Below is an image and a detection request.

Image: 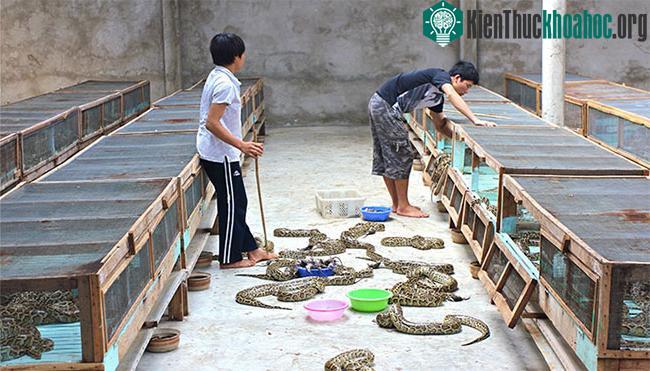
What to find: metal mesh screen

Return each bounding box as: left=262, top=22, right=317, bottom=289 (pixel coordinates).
left=82, top=106, right=102, bottom=138
left=540, top=236, right=596, bottom=332
left=1, top=137, right=18, bottom=187
left=463, top=203, right=476, bottom=230
left=502, top=269, right=526, bottom=309
left=475, top=219, right=486, bottom=246
left=608, top=265, right=650, bottom=351
left=151, top=201, right=180, bottom=270
left=452, top=188, right=462, bottom=213
left=564, top=101, right=583, bottom=133
left=102, top=97, right=122, bottom=129
left=622, top=119, right=649, bottom=163
left=522, top=85, right=537, bottom=112
left=104, top=243, right=152, bottom=340
left=505, top=79, right=522, bottom=106
left=22, top=112, right=79, bottom=170
left=184, top=176, right=203, bottom=220
left=123, top=88, right=146, bottom=118
left=486, top=244, right=508, bottom=284
left=588, top=108, right=620, bottom=148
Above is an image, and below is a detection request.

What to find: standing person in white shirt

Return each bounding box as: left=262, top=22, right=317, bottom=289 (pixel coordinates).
left=197, top=33, right=277, bottom=268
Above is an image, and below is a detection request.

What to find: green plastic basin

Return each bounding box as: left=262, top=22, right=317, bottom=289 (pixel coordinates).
left=346, top=288, right=392, bottom=312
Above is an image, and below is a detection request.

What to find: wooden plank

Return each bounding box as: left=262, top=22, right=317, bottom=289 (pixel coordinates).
left=78, top=275, right=104, bottom=363
left=2, top=363, right=104, bottom=370
left=114, top=328, right=154, bottom=371
left=527, top=317, right=586, bottom=371
left=143, top=269, right=189, bottom=327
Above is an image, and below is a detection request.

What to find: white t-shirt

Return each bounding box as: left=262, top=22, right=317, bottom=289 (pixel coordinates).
left=196, top=66, right=242, bottom=162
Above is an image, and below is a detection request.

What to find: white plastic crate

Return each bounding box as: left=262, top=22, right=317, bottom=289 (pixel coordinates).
left=315, top=189, right=366, bottom=218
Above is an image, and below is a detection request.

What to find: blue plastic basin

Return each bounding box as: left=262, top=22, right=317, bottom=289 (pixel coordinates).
left=361, top=206, right=391, bottom=222
left=296, top=266, right=334, bottom=277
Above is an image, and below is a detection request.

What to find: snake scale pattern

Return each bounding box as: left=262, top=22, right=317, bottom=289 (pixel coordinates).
left=376, top=304, right=490, bottom=346
left=0, top=290, right=80, bottom=361
left=381, top=236, right=444, bottom=250
left=238, top=221, right=491, bottom=357
left=388, top=266, right=466, bottom=307
left=324, top=349, right=375, bottom=371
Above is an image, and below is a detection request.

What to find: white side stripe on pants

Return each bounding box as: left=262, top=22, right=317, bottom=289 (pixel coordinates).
left=223, top=159, right=235, bottom=263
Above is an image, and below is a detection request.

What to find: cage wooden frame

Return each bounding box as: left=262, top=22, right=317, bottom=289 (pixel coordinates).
left=497, top=174, right=650, bottom=369
left=478, top=232, right=539, bottom=328
left=459, top=190, right=496, bottom=264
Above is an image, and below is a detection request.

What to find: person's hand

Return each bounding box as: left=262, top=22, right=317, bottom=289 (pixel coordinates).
left=240, top=141, right=264, bottom=158
left=474, top=119, right=497, bottom=127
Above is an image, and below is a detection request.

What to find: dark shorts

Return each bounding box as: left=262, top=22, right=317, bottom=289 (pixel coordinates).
left=368, top=93, right=414, bottom=179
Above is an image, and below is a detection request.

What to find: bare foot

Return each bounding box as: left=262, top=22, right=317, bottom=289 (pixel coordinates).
left=247, top=248, right=279, bottom=263
left=220, top=259, right=256, bottom=269
left=392, top=204, right=421, bottom=212
left=396, top=205, right=429, bottom=218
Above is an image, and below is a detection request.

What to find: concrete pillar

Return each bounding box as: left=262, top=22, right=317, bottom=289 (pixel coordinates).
left=541, top=0, right=566, bottom=126
left=459, top=0, right=478, bottom=66
left=161, top=0, right=182, bottom=95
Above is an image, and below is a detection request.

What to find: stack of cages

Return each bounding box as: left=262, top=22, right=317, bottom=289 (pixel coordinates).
left=0, top=176, right=182, bottom=369
left=0, top=104, right=80, bottom=189
left=503, top=73, right=597, bottom=115
left=454, top=125, right=646, bottom=266
left=121, top=88, right=214, bottom=268
left=561, top=81, right=650, bottom=136
left=425, top=86, right=510, bottom=208
left=0, top=81, right=151, bottom=194
left=441, top=100, right=548, bottom=251
left=586, top=97, right=650, bottom=168
left=489, top=175, right=650, bottom=371
left=30, top=131, right=200, bottom=369
left=56, top=80, right=151, bottom=138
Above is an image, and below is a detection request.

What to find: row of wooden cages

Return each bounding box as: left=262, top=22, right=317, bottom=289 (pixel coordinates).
left=0, top=81, right=219, bottom=369
left=404, top=86, right=650, bottom=370
left=0, top=74, right=271, bottom=369
left=504, top=73, right=650, bottom=168
left=0, top=81, right=151, bottom=195
left=477, top=175, right=650, bottom=371
left=156, top=77, right=265, bottom=141
left=0, top=156, right=214, bottom=370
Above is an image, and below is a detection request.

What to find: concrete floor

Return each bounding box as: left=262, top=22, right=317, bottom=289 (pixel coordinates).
left=138, top=125, right=549, bottom=371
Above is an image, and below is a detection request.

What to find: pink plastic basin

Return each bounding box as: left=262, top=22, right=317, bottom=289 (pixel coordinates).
left=303, top=299, right=349, bottom=321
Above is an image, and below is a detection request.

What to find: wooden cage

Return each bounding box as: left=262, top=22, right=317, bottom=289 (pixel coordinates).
left=0, top=80, right=220, bottom=368
left=450, top=125, right=647, bottom=263
left=586, top=98, right=650, bottom=168
left=481, top=175, right=650, bottom=371
left=0, top=81, right=151, bottom=194
left=503, top=72, right=598, bottom=115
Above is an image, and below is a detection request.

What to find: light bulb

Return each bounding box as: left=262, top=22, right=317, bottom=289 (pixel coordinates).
left=431, top=8, right=456, bottom=47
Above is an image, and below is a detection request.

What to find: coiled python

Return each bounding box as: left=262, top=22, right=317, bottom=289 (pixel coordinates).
left=0, top=290, right=80, bottom=361
left=388, top=266, right=465, bottom=307
left=376, top=304, right=490, bottom=346
left=324, top=349, right=375, bottom=371
left=381, top=236, right=444, bottom=250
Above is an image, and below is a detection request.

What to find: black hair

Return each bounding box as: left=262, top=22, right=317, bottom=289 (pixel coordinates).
left=210, top=33, right=246, bottom=66
left=449, top=61, right=479, bottom=84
